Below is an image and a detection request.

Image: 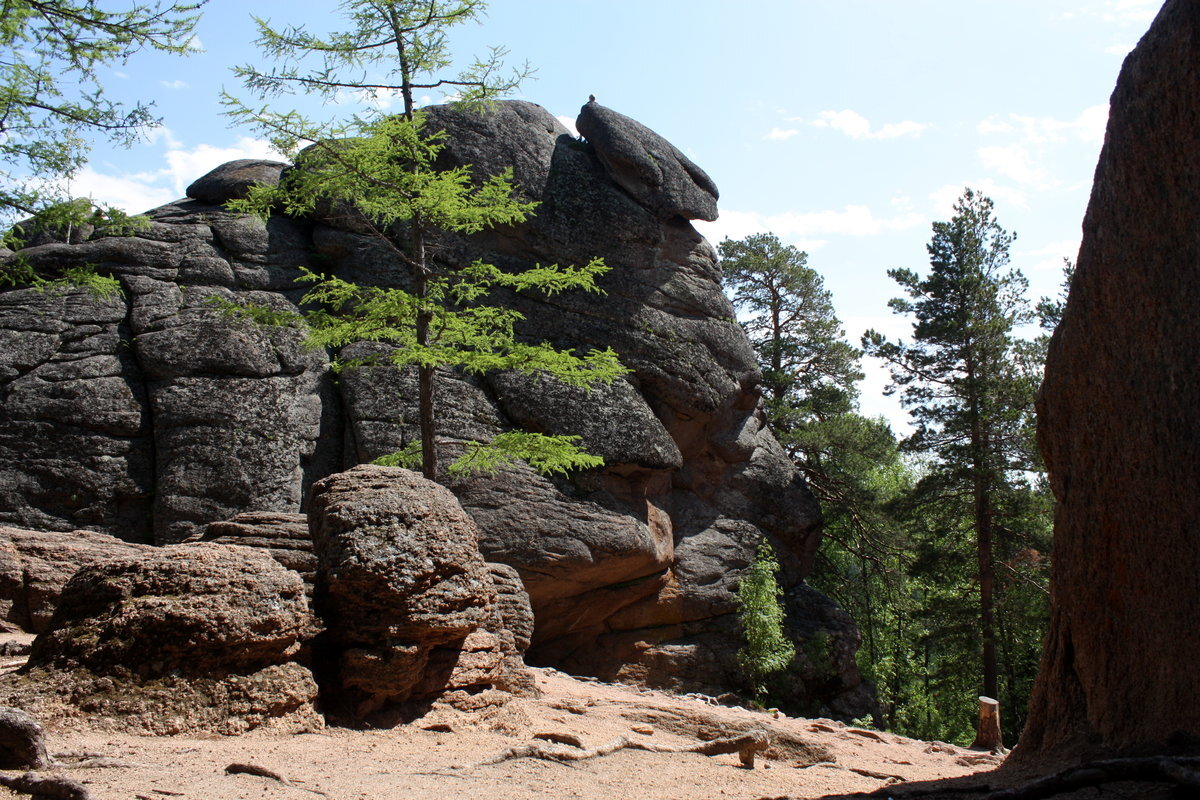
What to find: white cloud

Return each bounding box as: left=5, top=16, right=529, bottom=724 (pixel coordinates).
left=1019, top=239, right=1081, bottom=273
left=764, top=127, right=799, bottom=141
left=978, top=105, right=1108, bottom=147
left=1105, top=42, right=1135, bottom=56
left=65, top=168, right=178, bottom=215
left=66, top=136, right=279, bottom=214
left=978, top=143, right=1048, bottom=187
left=807, top=109, right=929, bottom=140
left=160, top=137, right=279, bottom=195
left=556, top=115, right=579, bottom=137
left=694, top=204, right=923, bottom=248
left=159, top=79, right=189, bottom=90
left=186, top=34, right=204, bottom=51
left=1102, top=0, right=1159, bottom=24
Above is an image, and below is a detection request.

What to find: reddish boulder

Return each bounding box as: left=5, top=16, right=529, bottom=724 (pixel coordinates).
left=308, top=465, right=533, bottom=720
left=0, top=526, right=149, bottom=633
left=3, top=542, right=320, bottom=734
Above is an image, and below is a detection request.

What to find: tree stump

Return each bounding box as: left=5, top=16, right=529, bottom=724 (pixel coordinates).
left=971, top=696, right=1003, bottom=751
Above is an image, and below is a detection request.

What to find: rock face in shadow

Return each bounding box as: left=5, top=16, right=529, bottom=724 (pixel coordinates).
left=0, top=100, right=868, bottom=717
left=1016, top=0, right=1200, bottom=766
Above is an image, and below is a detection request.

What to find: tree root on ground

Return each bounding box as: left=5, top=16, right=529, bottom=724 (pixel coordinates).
left=0, top=771, right=93, bottom=800
left=846, top=755, right=1200, bottom=799
left=224, top=763, right=329, bottom=796
left=476, top=730, right=770, bottom=769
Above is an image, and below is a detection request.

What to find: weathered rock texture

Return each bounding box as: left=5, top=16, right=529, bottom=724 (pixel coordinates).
left=0, top=526, right=150, bottom=634
left=2, top=543, right=320, bottom=734
left=1016, top=0, right=1200, bottom=766
left=191, top=511, right=317, bottom=592
left=308, top=465, right=532, bottom=721
left=0, top=707, right=49, bottom=769
left=0, top=99, right=867, bottom=716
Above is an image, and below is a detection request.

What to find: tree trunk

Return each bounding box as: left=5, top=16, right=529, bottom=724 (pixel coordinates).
left=971, top=696, right=1002, bottom=752
left=1014, top=0, right=1200, bottom=769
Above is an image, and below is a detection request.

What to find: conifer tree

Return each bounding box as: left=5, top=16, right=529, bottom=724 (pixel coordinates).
left=863, top=188, right=1045, bottom=705
left=0, top=0, right=202, bottom=235
left=223, top=0, right=625, bottom=479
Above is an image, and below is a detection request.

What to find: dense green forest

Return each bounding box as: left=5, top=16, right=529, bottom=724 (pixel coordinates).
left=721, top=199, right=1067, bottom=744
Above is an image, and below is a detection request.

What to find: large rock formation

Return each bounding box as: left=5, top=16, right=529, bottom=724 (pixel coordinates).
left=0, top=526, right=149, bottom=633
left=0, top=100, right=868, bottom=716
left=309, top=465, right=533, bottom=722
left=5, top=543, right=320, bottom=734
left=1016, top=0, right=1200, bottom=766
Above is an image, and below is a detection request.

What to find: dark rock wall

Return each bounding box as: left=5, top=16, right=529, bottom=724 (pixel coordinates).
left=0, top=100, right=869, bottom=717
left=1018, top=0, right=1200, bottom=763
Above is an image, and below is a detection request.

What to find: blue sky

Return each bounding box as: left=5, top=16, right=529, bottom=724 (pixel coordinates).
left=69, top=0, right=1162, bottom=428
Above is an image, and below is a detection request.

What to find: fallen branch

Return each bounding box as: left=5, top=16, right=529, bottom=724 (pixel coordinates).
left=478, top=730, right=770, bottom=769
left=224, top=763, right=329, bottom=797
left=0, top=771, right=93, bottom=800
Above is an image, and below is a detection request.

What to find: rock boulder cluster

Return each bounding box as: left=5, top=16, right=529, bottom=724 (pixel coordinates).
left=0, top=100, right=872, bottom=719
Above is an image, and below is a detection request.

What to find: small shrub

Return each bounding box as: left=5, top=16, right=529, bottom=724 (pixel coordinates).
left=737, top=540, right=796, bottom=699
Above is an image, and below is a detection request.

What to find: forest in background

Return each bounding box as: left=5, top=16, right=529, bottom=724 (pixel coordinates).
left=721, top=204, right=1070, bottom=744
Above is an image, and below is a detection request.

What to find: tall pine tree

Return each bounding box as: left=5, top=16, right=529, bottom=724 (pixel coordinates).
left=863, top=189, right=1047, bottom=724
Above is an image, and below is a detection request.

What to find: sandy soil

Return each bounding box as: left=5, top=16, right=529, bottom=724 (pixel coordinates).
left=0, top=653, right=1005, bottom=800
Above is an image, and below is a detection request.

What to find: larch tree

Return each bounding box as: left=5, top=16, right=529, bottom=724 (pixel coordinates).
left=863, top=189, right=1045, bottom=714
left=223, top=0, right=626, bottom=480
left=0, top=0, right=203, bottom=239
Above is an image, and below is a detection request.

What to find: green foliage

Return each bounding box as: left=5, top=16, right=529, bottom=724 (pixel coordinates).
left=0, top=256, right=122, bottom=299
left=0, top=0, right=202, bottom=226
left=719, top=233, right=862, bottom=416
left=736, top=541, right=796, bottom=699
left=225, top=0, right=620, bottom=479
left=861, top=188, right=1050, bottom=742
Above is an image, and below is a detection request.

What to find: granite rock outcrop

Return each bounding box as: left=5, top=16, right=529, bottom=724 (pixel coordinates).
left=5, top=542, right=320, bottom=734
left=1016, top=0, right=1200, bottom=764
left=0, top=99, right=868, bottom=717
left=308, top=465, right=533, bottom=721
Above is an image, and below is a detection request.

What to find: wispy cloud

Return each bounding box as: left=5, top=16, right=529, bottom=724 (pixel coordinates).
left=977, top=105, right=1108, bottom=146
left=973, top=105, right=1109, bottom=190
left=159, top=79, right=189, bottom=90
left=695, top=204, right=924, bottom=248
left=806, top=109, right=929, bottom=141
left=764, top=127, right=800, bottom=141
left=1101, top=0, right=1159, bottom=24
left=1019, top=239, right=1081, bottom=273
left=69, top=135, right=279, bottom=214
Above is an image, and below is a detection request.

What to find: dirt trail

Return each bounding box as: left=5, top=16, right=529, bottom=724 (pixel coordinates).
left=3, top=665, right=1002, bottom=800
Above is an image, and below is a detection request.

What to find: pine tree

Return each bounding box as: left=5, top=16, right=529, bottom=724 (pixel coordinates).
left=863, top=188, right=1047, bottom=710
left=223, top=0, right=626, bottom=479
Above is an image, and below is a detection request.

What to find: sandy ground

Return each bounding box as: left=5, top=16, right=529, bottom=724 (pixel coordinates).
left=0, top=646, right=1005, bottom=800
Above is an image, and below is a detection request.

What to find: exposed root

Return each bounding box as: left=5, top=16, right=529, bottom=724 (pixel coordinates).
left=224, top=762, right=329, bottom=796
left=0, top=771, right=94, bottom=800
left=476, top=730, right=770, bottom=769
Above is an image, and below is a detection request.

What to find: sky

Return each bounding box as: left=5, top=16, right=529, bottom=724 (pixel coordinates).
left=64, top=0, right=1164, bottom=430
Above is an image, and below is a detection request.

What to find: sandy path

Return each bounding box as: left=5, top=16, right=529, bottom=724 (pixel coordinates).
left=7, top=668, right=1001, bottom=800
